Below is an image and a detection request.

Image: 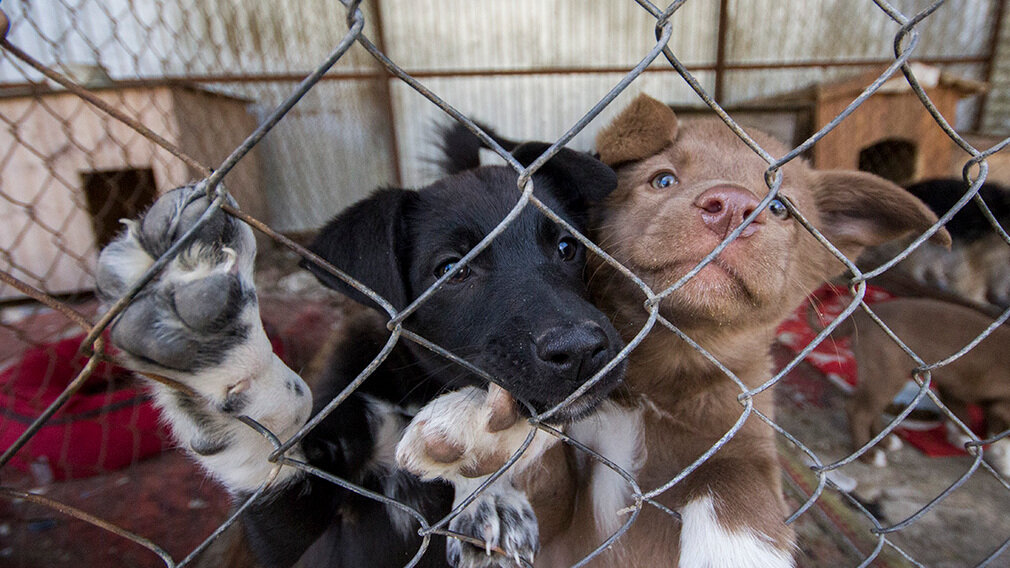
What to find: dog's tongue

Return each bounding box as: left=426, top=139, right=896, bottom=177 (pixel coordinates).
left=486, top=383, right=519, bottom=432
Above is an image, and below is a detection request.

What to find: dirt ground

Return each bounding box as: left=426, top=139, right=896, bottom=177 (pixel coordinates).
left=0, top=450, right=232, bottom=568
left=773, top=345, right=1010, bottom=567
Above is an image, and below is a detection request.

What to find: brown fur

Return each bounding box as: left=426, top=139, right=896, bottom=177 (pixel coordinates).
left=842, top=297, right=1010, bottom=459
left=524, top=94, right=949, bottom=566
left=596, top=95, right=677, bottom=168
left=961, top=235, right=1010, bottom=307
left=869, top=232, right=1010, bottom=308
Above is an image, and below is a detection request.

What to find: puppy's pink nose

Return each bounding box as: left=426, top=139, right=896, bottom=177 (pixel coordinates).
left=693, top=185, right=766, bottom=238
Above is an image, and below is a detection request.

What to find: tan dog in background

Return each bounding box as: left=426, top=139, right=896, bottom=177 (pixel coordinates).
left=841, top=297, right=1010, bottom=476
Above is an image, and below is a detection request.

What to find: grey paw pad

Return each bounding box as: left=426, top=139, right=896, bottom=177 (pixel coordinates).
left=172, top=272, right=245, bottom=331
left=110, top=282, right=250, bottom=373
left=111, top=292, right=196, bottom=371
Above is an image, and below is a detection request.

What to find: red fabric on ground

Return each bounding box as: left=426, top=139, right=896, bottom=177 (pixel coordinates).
left=0, top=335, right=171, bottom=480
left=0, top=332, right=289, bottom=480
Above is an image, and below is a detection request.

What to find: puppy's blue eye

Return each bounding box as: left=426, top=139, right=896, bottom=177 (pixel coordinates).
left=558, top=237, right=578, bottom=261
left=650, top=171, right=679, bottom=190
left=768, top=198, right=790, bottom=220
left=435, top=259, right=471, bottom=282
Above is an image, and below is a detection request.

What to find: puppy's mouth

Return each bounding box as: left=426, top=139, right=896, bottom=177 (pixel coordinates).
left=472, top=318, right=627, bottom=425
left=651, top=258, right=757, bottom=302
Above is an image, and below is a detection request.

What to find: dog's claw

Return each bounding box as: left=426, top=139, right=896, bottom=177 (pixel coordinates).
left=96, top=184, right=312, bottom=492
left=447, top=488, right=538, bottom=568
left=394, top=387, right=544, bottom=567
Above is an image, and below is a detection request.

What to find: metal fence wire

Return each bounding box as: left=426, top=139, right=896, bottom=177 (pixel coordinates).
left=1, top=0, right=1010, bottom=566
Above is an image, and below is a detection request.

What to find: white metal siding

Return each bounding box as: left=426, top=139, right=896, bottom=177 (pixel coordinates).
left=1, top=0, right=1005, bottom=233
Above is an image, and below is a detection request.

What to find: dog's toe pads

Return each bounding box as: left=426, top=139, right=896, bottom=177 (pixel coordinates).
left=97, top=184, right=311, bottom=492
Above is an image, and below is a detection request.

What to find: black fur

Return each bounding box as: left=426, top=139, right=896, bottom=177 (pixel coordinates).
left=904, top=178, right=1010, bottom=243
left=435, top=121, right=519, bottom=176
left=240, top=134, right=625, bottom=567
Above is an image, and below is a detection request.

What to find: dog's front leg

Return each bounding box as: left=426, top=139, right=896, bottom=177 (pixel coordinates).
left=675, top=455, right=796, bottom=568
left=397, top=386, right=556, bottom=567
left=96, top=184, right=313, bottom=493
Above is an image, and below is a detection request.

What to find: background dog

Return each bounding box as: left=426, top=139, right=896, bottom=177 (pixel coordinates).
left=838, top=297, right=1010, bottom=476
left=403, top=94, right=950, bottom=567
left=96, top=141, right=625, bottom=567
left=864, top=178, right=1010, bottom=308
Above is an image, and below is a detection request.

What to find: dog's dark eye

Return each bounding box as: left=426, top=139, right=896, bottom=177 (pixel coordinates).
left=649, top=171, right=679, bottom=190
left=434, top=259, right=471, bottom=282
left=768, top=198, right=790, bottom=220
left=557, top=237, right=578, bottom=261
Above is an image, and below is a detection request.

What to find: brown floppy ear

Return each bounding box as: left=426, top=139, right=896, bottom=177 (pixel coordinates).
left=812, top=170, right=952, bottom=261
left=596, top=94, right=678, bottom=167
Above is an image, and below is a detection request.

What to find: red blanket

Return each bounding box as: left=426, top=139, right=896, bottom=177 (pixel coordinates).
left=0, top=335, right=171, bottom=480
left=0, top=331, right=289, bottom=480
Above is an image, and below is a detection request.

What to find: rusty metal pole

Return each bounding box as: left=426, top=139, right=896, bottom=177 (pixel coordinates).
left=714, top=0, right=730, bottom=105
left=369, top=0, right=405, bottom=186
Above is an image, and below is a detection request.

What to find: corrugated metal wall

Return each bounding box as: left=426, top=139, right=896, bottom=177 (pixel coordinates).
left=984, top=0, right=1010, bottom=132
left=1, top=0, right=1005, bottom=232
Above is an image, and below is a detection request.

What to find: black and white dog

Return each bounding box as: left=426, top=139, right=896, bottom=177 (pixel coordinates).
left=96, top=139, right=625, bottom=567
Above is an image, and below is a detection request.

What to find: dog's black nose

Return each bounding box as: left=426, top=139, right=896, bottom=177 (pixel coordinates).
left=535, top=322, right=609, bottom=381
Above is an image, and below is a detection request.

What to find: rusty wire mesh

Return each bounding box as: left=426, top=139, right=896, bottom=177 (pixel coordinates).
left=1, top=0, right=1010, bottom=566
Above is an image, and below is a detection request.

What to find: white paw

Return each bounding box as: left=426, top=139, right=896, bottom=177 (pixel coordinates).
left=871, top=448, right=888, bottom=468
left=884, top=434, right=904, bottom=452
left=96, top=183, right=259, bottom=380
left=395, top=385, right=555, bottom=483
left=96, top=184, right=311, bottom=492
left=945, top=421, right=974, bottom=452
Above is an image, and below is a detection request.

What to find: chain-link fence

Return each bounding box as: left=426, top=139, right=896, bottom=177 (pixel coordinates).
left=1, top=1, right=1010, bottom=566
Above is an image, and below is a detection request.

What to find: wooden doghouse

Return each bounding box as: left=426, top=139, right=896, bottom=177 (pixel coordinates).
left=738, top=63, right=986, bottom=185
left=0, top=81, right=265, bottom=300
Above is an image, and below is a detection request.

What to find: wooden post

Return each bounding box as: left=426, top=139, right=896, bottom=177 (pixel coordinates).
left=714, top=0, right=730, bottom=105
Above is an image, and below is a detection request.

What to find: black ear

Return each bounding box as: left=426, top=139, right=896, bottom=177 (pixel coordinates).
left=511, top=142, right=618, bottom=204
left=436, top=120, right=520, bottom=175
left=301, top=188, right=414, bottom=312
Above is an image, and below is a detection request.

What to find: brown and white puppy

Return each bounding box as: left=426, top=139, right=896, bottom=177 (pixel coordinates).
left=544, top=94, right=950, bottom=567
left=398, top=94, right=950, bottom=567
left=840, top=297, right=1010, bottom=476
